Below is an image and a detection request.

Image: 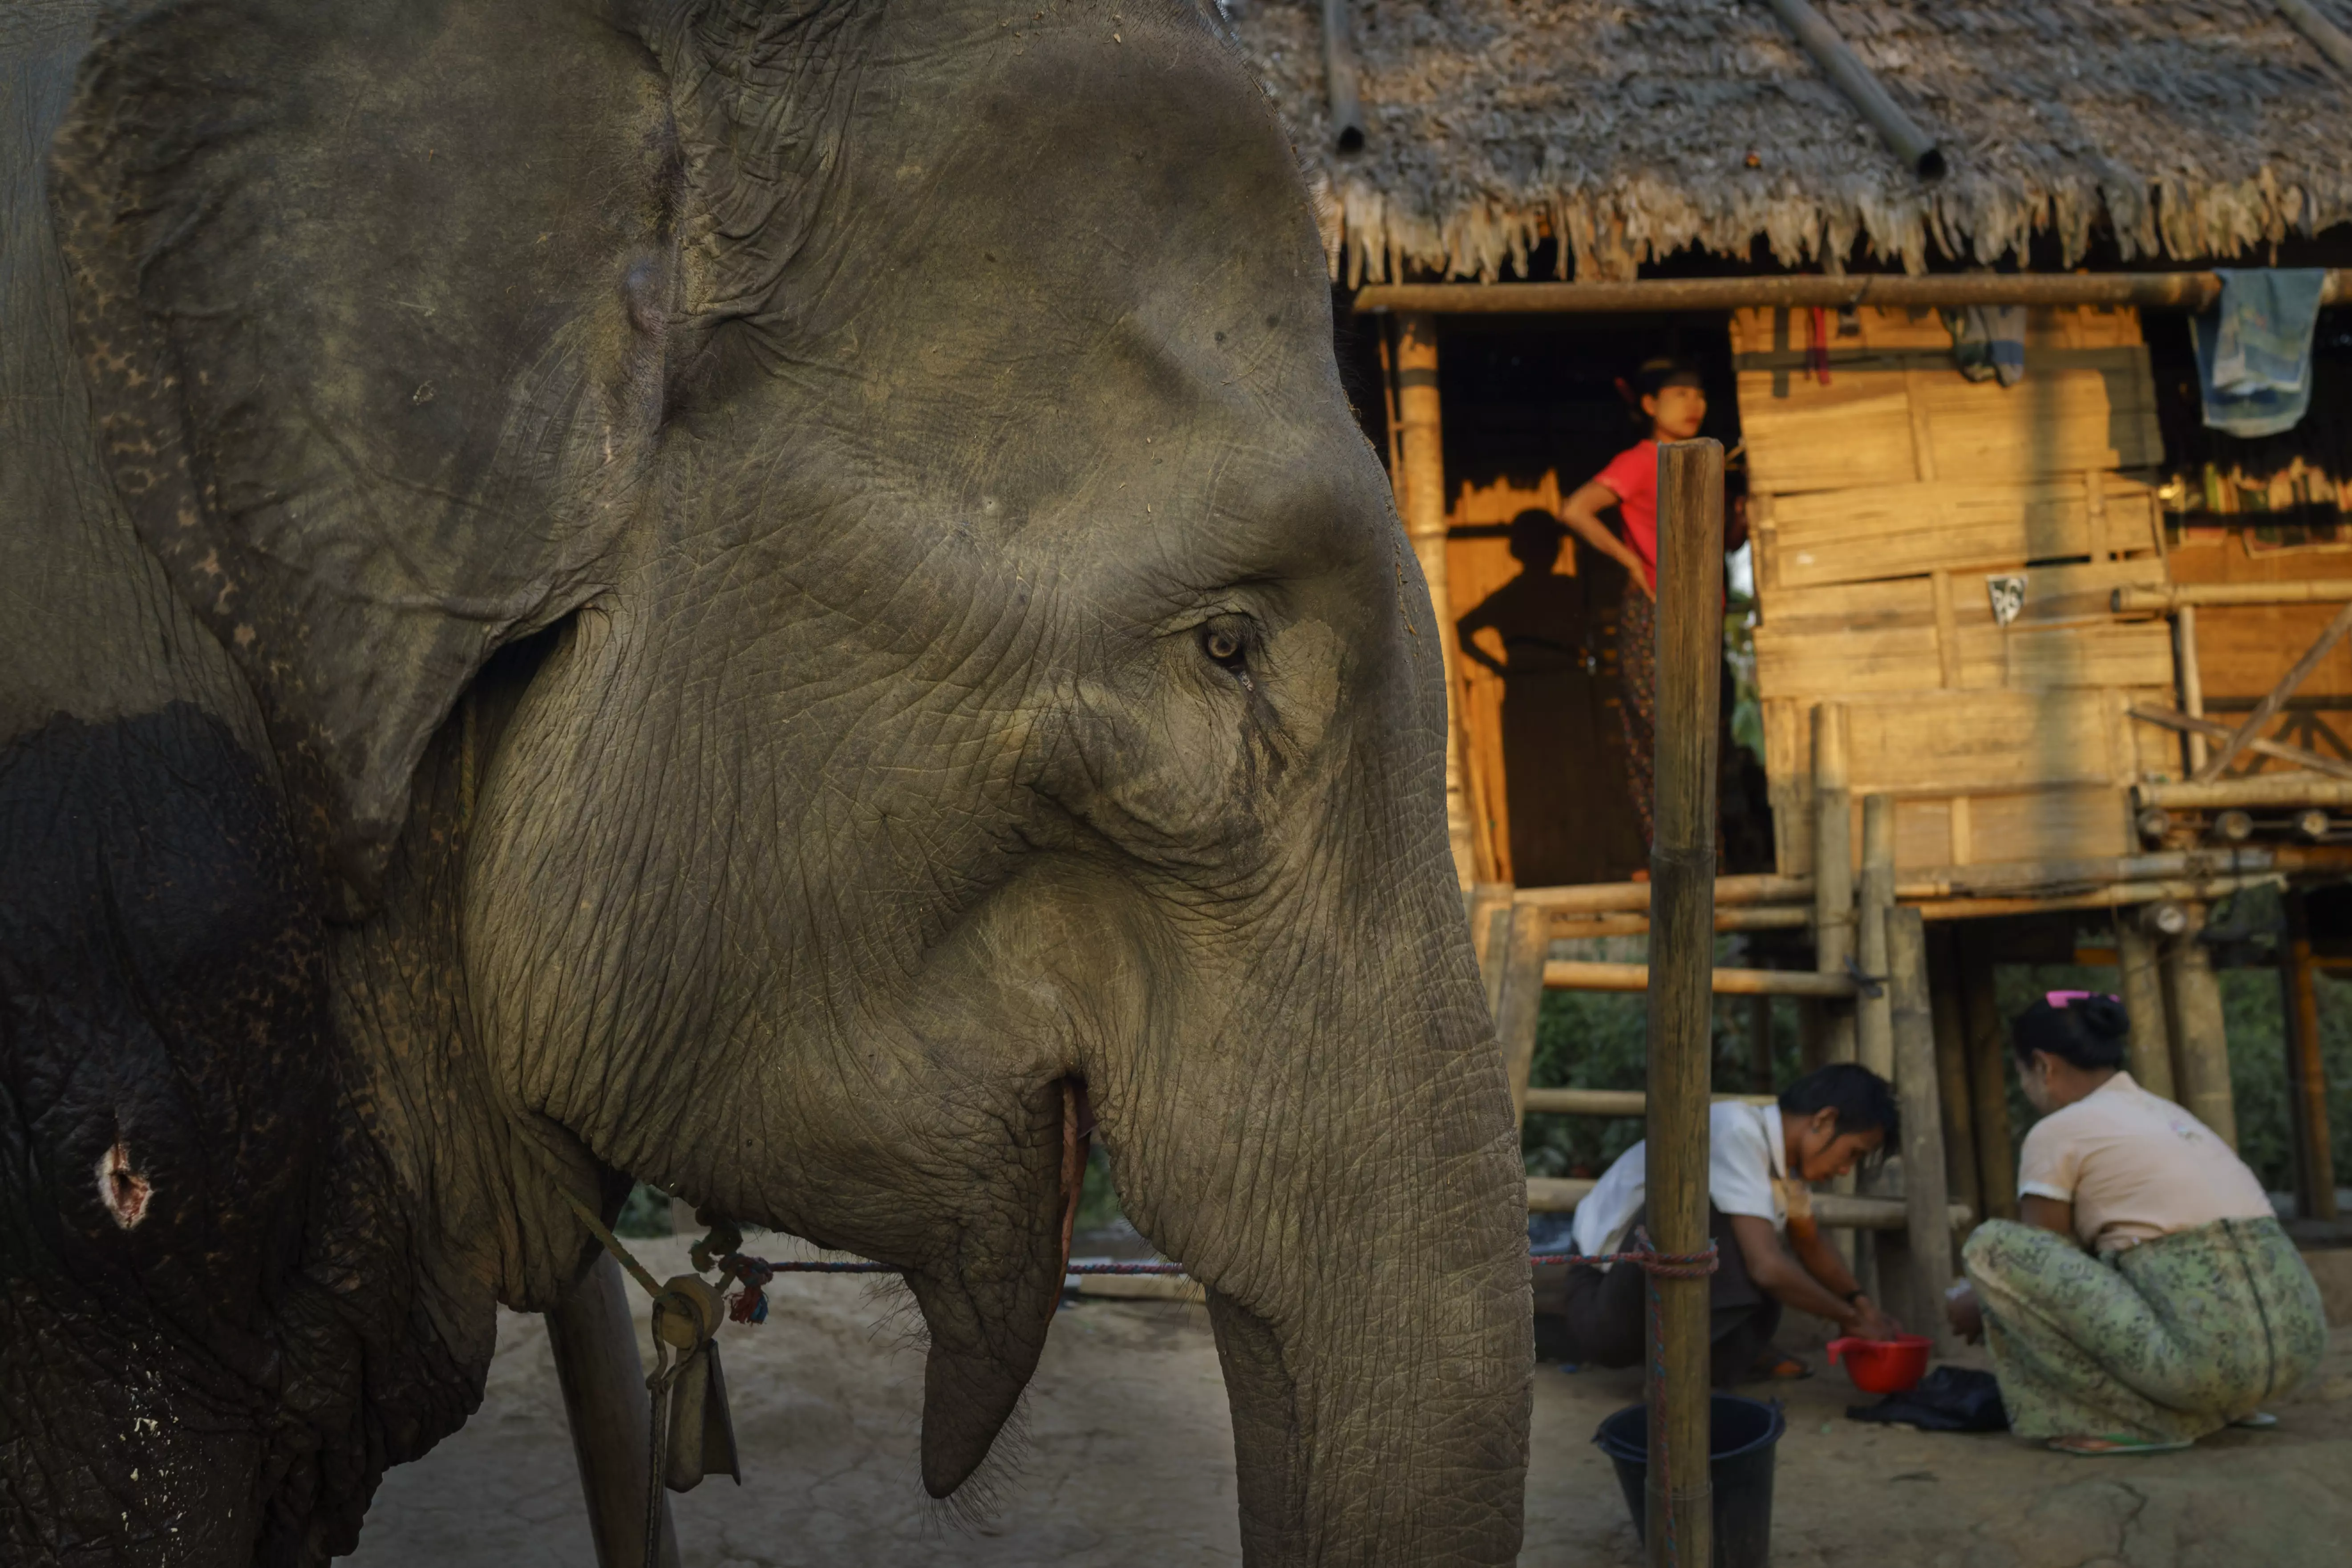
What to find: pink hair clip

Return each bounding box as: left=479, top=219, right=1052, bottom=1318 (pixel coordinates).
left=2044, top=990, right=2117, bottom=1009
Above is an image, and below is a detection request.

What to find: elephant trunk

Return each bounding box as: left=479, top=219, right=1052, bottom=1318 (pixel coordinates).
left=1115, top=892, right=1533, bottom=1564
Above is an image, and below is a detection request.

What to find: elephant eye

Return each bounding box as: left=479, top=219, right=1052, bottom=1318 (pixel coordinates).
left=1198, top=620, right=1253, bottom=689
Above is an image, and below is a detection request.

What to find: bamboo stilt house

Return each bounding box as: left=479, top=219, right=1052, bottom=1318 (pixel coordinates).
left=1214, top=0, right=2352, bottom=1250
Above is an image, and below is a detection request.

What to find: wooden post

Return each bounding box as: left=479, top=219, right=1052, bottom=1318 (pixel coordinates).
left=1958, top=927, right=2017, bottom=1221
left=1886, top=908, right=1956, bottom=1350
left=1390, top=313, right=1476, bottom=887
left=2162, top=903, right=2239, bottom=1147
left=1494, top=904, right=1553, bottom=1127
left=1812, top=704, right=1856, bottom=1064
left=548, top=1254, right=683, bottom=1568
left=2175, top=605, right=2207, bottom=775
left=1856, top=794, right=1896, bottom=1079
left=1646, top=438, right=1723, bottom=1568
left=2282, top=890, right=2339, bottom=1220
left=2115, top=917, right=2177, bottom=1101
left=1927, top=924, right=1982, bottom=1228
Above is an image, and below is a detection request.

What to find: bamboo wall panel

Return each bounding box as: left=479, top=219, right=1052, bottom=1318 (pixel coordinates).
left=1754, top=619, right=2172, bottom=696
left=1761, top=476, right=2161, bottom=589
left=1770, top=780, right=2136, bottom=872
left=1761, top=559, right=2166, bottom=632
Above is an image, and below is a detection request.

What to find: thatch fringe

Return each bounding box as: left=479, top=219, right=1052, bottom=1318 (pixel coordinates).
left=1224, top=0, right=2352, bottom=282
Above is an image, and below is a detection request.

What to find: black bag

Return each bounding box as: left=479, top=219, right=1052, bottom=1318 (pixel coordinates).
left=1847, top=1366, right=2008, bottom=1433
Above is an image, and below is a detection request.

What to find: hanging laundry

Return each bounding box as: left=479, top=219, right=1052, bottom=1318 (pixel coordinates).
left=1942, top=305, right=2026, bottom=386
left=2195, top=268, right=2328, bottom=438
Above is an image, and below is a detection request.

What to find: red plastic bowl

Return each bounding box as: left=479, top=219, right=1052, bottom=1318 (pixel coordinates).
left=1826, top=1334, right=1933, bottom=1394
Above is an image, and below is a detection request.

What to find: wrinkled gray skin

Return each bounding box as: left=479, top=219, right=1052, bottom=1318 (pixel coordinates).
left=0, top=0, right=1530, bottom=1562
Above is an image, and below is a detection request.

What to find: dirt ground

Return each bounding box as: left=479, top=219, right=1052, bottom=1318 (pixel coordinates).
left=349, top=1237, right=2352, bottom=1567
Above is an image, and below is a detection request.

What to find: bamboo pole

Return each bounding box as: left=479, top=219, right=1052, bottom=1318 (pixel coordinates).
left=2176, top=605, right=2208, bottom=775
left=2162, top=904, right=2239, bottom=1148
left=2116, top=918, right=2178, bottom=1102
left=2138, top=775, right=2352, bottom=810
left=1516, top=872, right=1814, bottom=913
left=1813, top=705, right=1857, bottom=1064
left=1762, top=0, right=1944, bottom=178
left=2119, top=580, right=2352, bottom=612
left=1544, top=906, right=1814, bottom=939
left=2282, top=891, right=2339, bottom=1220
left=2278, top=0, right=2352, bottom=77
left=1856, top=794, right=1896, bottom=1079
left=1546, top=960, right=1856, bottom=997
left=1926, top=925, right=1982, bottom=1228
left=1390, top=313, right=1475, bottom=887
left=1886, top=908, right=1956, bottom=1351
left=1353, top=272, right=2352, bottom=317
left=1959, top=928, right=2018, bottom=1221
left=1645, top=438, right=1722, bottom=1568
left=547, top=1254, right=683, bottom=1568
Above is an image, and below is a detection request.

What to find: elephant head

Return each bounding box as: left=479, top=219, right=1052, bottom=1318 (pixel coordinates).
left=27, top=0, right=1530, bottom=1560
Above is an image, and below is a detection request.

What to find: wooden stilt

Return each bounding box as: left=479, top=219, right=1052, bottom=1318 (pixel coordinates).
left=1389, top=313, right=1476, bottom=887
left=1856, top=793, right=1896, bottom=1079
left=1927, top=924, right=1982, bottom=1230
left=1811, top=705, right=1856, bottom=1064
left=2162, top=902, right=2238, bottom=1147
left=1886, top=908, right=1957, bottom=1350
left=1958, top=926, right=2018, bottom=1221
left=2282, top=890, right=2339, bottom=1220
left=548, top=1253, right=683, bottom=1568
left=2115, top=916, right=2177, bottom=1101
left=1646, top=438, right=1723, bottom=1568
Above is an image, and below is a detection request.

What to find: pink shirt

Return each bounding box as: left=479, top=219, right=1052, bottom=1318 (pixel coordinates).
left=1593, top=440, right=1659, bottom=584
left=2016, top=1072, right=2273, bottom=1253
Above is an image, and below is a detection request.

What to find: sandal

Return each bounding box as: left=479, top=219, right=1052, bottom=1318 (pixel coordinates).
left=2048, top=1434, right=2194, bottom=1456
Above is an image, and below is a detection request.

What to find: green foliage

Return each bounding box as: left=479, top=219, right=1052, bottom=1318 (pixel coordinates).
left=1075, top=1145, right=1125, bottom=1232
left=615, top=1181, right=675, bottom=1238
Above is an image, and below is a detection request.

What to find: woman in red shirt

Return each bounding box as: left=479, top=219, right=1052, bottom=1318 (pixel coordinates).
left=1559, top=356, right=1724, bottom=845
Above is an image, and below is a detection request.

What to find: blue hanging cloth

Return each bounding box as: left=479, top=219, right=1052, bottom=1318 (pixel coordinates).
left=2194, top=269, right=2328, bottom=438
left=1943, top=306, right=2026, bottom=386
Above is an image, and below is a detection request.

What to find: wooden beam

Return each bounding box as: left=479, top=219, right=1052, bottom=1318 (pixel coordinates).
left=1814, top=703, right=1858, bottom=1062
left=2176, top=604, right=2209, bottom=774
left=1545, top=906, right=1814, bottom=939
left=1886, top=908, right=1957, bottom=1352
left=1646, top=438, right=1720, bottom=1568
left=2138, top=775, right=2352, bottom=810
left=2117, top=580, right=2352, bottom=612
left=1354, top=272, right=2352, bottom=317
left=1856, top=794, right=1897, bottom=1080
left=1515, top=872, right=1813, bottom=913
left=2116, top=919, right=2178, bottom=1102
left=2282, top=890, right=2339, bottom=1220
left=1546, top=960, right=1857, bottom=997
left=2277, top=0, right=2352, bottom=78
left=2162, top=904, right=2239, bottom=1148
left=1761, top=0, right=1943, bottom=178
left=2193, top=599, right=2352, bottom=782
left=2129, top=705, right=2352, bottom=784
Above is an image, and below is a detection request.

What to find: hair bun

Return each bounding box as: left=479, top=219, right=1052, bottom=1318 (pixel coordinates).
left=2077, top=995, right=2131, bottom=1038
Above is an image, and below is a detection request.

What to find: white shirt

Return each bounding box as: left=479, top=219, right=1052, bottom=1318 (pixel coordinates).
left=2016, top=1071, right=2273, bottom=1252
left=1570, top=1101, right=1790, bottom=1265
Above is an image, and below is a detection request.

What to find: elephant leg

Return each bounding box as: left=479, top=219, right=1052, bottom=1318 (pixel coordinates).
left=547, top=1253, right=683, bottom=1568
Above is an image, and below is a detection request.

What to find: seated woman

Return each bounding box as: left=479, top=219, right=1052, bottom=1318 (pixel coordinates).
left=1537, top=1063, right=1905, bottom=1385
left=1948, top=993, right=2327, bottom=1455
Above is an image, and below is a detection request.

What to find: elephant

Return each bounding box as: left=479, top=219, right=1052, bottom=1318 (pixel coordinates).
left=0, top=0, right=1533, bottom=1562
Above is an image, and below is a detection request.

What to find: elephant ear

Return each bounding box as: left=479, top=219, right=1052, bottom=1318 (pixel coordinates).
left=49, top=0, right=679, bottom=917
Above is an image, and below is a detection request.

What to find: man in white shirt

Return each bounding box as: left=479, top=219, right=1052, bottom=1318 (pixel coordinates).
left=1535, top=1064, right=1907, bottom=1383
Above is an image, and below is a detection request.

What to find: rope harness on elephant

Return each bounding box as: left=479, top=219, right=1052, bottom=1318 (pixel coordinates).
left=536, top=1153, right=1716, bottom=1568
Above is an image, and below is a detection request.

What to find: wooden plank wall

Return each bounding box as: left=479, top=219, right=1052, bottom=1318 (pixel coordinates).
left=2165, top=530, right=2352, bottom=775
left=1741, top=305, right=2173, bottom=872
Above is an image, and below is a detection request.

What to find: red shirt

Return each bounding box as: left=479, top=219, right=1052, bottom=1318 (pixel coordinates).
left=1594, top=440, right=1659, bottom=585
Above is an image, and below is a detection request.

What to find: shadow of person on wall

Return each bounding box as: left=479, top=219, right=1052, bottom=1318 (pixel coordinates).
left=1456, top=510, right=1646, bottom=886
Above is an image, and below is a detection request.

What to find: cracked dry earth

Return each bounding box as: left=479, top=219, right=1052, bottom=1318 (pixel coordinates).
left=351, top=1238, right=2352, bottom=1567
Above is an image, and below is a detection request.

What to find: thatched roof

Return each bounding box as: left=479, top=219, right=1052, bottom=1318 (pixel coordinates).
left=1221, top=0, right=2352, bottom=283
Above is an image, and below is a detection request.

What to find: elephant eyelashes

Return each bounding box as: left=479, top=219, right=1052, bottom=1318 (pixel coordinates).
left=1198, top=621, right=1253, bottom=690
